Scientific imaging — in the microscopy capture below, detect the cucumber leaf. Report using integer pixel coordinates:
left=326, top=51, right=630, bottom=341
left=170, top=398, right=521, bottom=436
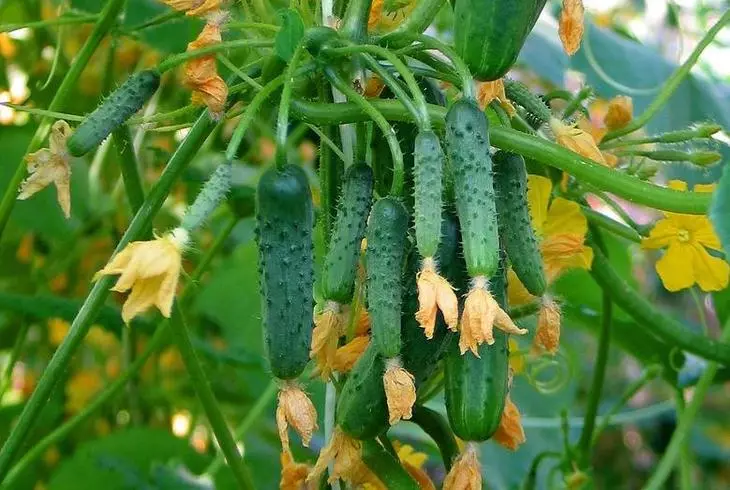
left=275, top=9, right=304, bottom=62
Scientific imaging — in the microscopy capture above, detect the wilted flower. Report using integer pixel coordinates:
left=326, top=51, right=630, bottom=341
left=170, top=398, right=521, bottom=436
left=184, top=22, right=228, bottom=117
left=416, top=258, right=458, bottom=338
left=383, top=358, right=416, bottom=425
left=477, top=79, right=516, bottom=115
left=311, top=302, right=345, bottom=378
left=280, top=450, right=315, bottom=490
left=604, top=95, right=633, bottom=130
left=160, top=0, right=221, bottom=17
left=550, top=118, right=606, bottom=166
left=443, top=443, right=482, bottom=490
left=308, top=429, right=379, bottom=486
left=331, top=335, right=370, bottom=373
left=493, top=396, right=526, bottom=450
left=94, top=228, right=188, bottom=323
left=532, top=296, right=561, bottom=354
left=18, top=120, right=73, bottom=218
left=276, top=382, right=318, bottom=451
left=559, top=0, right=585, bottom=56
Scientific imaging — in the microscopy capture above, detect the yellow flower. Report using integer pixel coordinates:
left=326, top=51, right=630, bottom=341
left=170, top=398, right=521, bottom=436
left=276, top=382, right=318, bottom=451
left=331, top=335, right=370, bottom=373
left=443, top=442, right=482, bottom=490
left=559, top=0, right=584, bottom=56
left=95, top=228, right=188, bottom=323
left=65, top=370, right=103, bottom=414
left=416, top=258, right=459, bottom=337
left=48, top=318, right=70, bottom=346
left=309, top=429, right=379, bottom=486
left=493, top=395, right=526, bottom=450
left=383, top=358, right=416, bottom=425
left=362, top=442, right=434, bottom=489
left=18, top=120, right=73, bottom=218
left=508, top=337, right=526, bottom=374
left=526, top=175, right=593, bottom=282
left=532, top=296, right=562, bottom=355
left=160, top=0, right=221, bottom=16
left=280, top=450, right=315, bottom=490
left=604, top=95, right=633, bottom=130
left=550, top=118, right=606, bottom=166
left=476, top=79, right=516, bottom=116
left=641, top=181, right=729, bottom=292
left=184, top=22, right=228, bottom=117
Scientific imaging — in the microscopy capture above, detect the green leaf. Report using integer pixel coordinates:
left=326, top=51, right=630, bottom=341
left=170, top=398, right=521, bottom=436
left=710, top=163, right=730, bottom=258
left=275, top=9, right=304, bottom=62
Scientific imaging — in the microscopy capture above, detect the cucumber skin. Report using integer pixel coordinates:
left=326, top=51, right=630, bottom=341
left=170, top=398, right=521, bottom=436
left=338, top=213, right=464, bottom=440
left=454, top=0, right=548, bottom=81
left=446, top=99, right=499, bottom=278
left=444, top=249, right=509, bottom=441
left=494, top=151, right=547, bottom=297
left=366, top=197, right=409, bottom=359
left=321, top=163, right=373, bottom=304
left=67, top=70, right=160, bottom=157
left=256, top=165, right=314, bottom=380
left=414, top=130, right=445, bottom=258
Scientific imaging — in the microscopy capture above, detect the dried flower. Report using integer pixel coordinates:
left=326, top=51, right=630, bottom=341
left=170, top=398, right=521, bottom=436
left=276, top=382, right=318, bottom=452
left=559, top=0, right=585, bottom=56
left=460, top=277, right=527, bottom=356
left=532, top=296, right=561, bottom=355
left=160, top=0, right=221, bottom=17
left=332, top=335, right=370, bottom=373
left=550, top=118, right=606, bottom=165
left=383, top=358, right=416, bottom=425
left=416, top=258, right=458, bottom=338
left=476, top=79, right=516, bottom=115
left=95, top=228, right=188, bottom=323
left=184, top=22, right=228, bottom=117
left=493, top=396, right=526, bottom=450
left=604, top=95, right=633, bottom=130
left=280, top=450, right=315, bottom=490
left=308, top=429, right=379, bottom=486
left=311, top=302, right=344, bottom=379
left=18, top=120, right=73, bottom=218
left=443, top=443, right=482, bottom=490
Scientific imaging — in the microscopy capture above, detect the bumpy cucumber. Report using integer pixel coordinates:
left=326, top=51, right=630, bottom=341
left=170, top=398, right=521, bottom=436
left=493, top=151, right=546, bottom=296
left=366, top=197, right=409, bottom=359
left=256, top=165, right=314, bottom=380
left=336, top=344, right=387, bottom=439
left=67, top=70, right=160, bottom=157
left=414, top=130, right=445, bottom=259
left=454, top=0, right=547, bottom=81
left=444, top=250, right=510, bottom=441
left=445, top=99, right=499, bottom=278
left=321, top=163, right=373, bottom=303
left=503, top=78, right=552, bottom=126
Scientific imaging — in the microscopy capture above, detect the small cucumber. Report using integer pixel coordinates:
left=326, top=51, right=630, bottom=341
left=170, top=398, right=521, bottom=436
left=444, top=250, right=509, bottom=441
left=414, top=130, right=445, bottom=259
left=366, top=197, right=409, bottom=359
left=494, top=151, right=546, bottom=296
left=256, top=165, right=314, bottom=380
left=67, top=70, right=160, bottom=157
left=336, top=344, right=386, bottom=439
left=321, top=163, right=373, bottom=303
left=445, top=99, right=499, bottom=278
left=503, top=79, right=552, bottom=126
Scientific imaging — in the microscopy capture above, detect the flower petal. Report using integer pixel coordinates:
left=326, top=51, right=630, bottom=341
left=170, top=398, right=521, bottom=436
left=120, top=276, right=160, bottom=323
left=527, top=175, right=552, bottom=235
left=691, top=244, right=730, bottom=292
left=692, top=218, right=723, bottom=251
left=543, top=197, right=587, bottom=238
left=655, top=242, right=694, bottom=292
left=641, top=218, right=679, bottom=250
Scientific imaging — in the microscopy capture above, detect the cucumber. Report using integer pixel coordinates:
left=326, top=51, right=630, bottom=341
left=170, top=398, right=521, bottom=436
left=454, top=0, right=548, bottom=81
left=503, top=78, right=552, bottom=126
left=445, top=99, right=499, bottom=278
left=361, top=439, right=420, bottom=490
left=366, top=197, right=409, bottom=359
left=493, top=151, right=547, bottom=296
left=321, top=163, right=373, bottom=303
left=67, top=70, right=160, bottom=157
left=414, top=130, right=445, bottom=259
left=444, top=250, right=509, bottom=441
left=336, top=343, right=387, bottom=439
left=256, top=165, right=314, bottom=380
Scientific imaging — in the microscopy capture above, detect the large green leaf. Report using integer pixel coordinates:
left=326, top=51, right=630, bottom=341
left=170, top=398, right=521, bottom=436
left=275, top=9, right=305, bottom=61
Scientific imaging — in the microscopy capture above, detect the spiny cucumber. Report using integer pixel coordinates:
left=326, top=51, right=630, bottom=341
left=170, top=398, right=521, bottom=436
left=414, top=130, right=445, bottom=259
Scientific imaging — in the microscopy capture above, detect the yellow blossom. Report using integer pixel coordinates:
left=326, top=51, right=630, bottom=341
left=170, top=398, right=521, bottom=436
left=368, top=0, right=417, bottom=33
left=507, top=268, right=535, bottom=307
left=532, top=296, right=561, bottom=355
left=460, top=277, right=527, bottom=356
left=308, top=429, right=380, bottom=486
left=576, top=116, right=618, bottom=167
left=184, top=22, right=228, bottom=117
left=559, top=0, right=584, bottom=56
left=642, top=181, right=729, bottom=292
left=394, top=443, right=436, bottom=489
left=48, top=318, right=70, bottom=346
left=331, top=335, right=370, bottom=373
left=493, top=396, right=526, bottom=450
left=160, top=0, right=221, bottom=16
left=18, top=120, right=73, bottom=218
left=509, top=338, right=526, bottom=374
left=383, top=358, right=416, bottom=424
left=364, top=74, right=386, bottom=98
left=65, top=370, right=103, bottom=414
left=604, top=95, right=633, bottom=130
left=95, top=228, right=188, bottom=323
left=276, top=382, right=318, bottom=451
left=476, top=79, right=516, bottom=116
left=550, top=118, right=606, bottom=166
left=311, top=302, right=345, bottom=379
left=443, top=443, right=482, bottom=490
left=280, top=450, right=315, bottom=490
left=416, top=258, right=459, bottom=337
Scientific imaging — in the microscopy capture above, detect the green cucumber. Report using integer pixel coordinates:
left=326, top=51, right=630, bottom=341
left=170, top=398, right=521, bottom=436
left=444, top=250, right=509, bottom=441
left=445, top=99, right=499, bottom=278
left=504, top=78, right=552, bottom=126
left=256, top=164, right=314, bottom=380
left=414, top=130, right=445, bottom=259
left=493, top=151, right=546, bottom=296
left=361, top=439, right=420, bottom=489
left=321, top=163, right=373, bottom=303
left=454, top=0, right=548, bottom=81
left=366, top=197, right=409, bottom=359
left=67, top=70, right=160, bottom=157
left=336, top=343, right=387, bottom=439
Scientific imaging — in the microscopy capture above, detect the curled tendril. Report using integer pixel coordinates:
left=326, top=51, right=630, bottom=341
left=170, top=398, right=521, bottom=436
left=525, top=351, right=572, bottom=395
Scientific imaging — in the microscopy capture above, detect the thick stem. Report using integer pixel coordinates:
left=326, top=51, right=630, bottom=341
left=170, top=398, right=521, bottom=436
left=581, top=207, right=642, bottom=243
left=0, top=0, right=125, bottom=240
left=276, top=44, right=306, bottom=168
left=157, top=39, right=274, bottom=73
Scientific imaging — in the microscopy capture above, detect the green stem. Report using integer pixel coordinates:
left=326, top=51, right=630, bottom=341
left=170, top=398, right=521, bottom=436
left=378, top=0, right=446, bottom=47
left=603, top=9, right=730, bottom=142
left=276, top=44, right=306, bottom=168
left=578, top=291, right=613, bottom=463
left=157, top=40, right=274, bottom=73
left=580, top=184, right=647, bottom=235
left=290, top=99, right=713, bottom=214
left=582, top=207, right=642, bottom=243
left=0, top=112, right=215, bottom=479
left=0, top=322, right=30, bottom=401
left=113, top=127, right=146, bottom=215
left=227, top=21, right=280, bottom=33
left=561, top=86, right=593, bottom=120
left=169, top=307, right=254, bottom=489
left=0, top=13, right=98, bottom=33
left=642, top=318, right=730, bottom=490
left=339, top=0, right=372, bottom=41
left=125, top=9, right=182, bottom=32
left=217, top=54, right=264, bottom=91
left=205, top=380, right=278, bottom=475
left=0, top=0, right=126, bottom=241
left=690, top=288, right=709, bottom=336
left=590, top=245, right=730, bottom=364
left=521, top=452, right=562, bottom=490
left=674, top=389, right=693, bottom=490
left=324, top=67, right=404, bottom=196
left=410, top=405, right=459, bottom=471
